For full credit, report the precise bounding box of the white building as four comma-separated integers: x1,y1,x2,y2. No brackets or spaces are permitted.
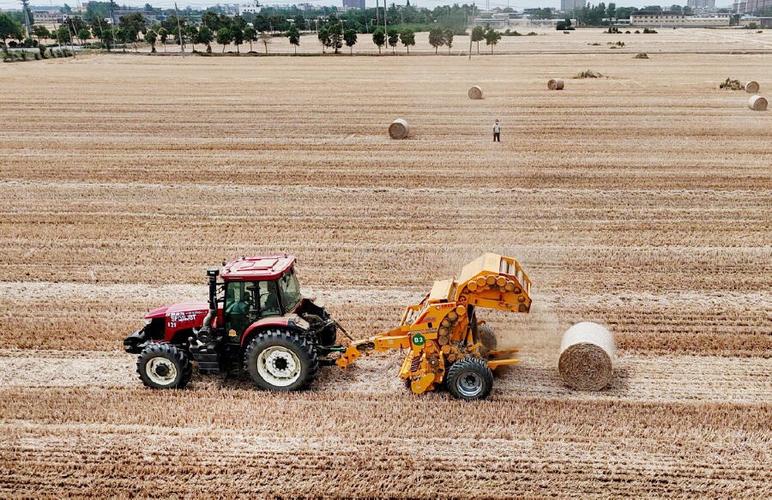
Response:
739,15,772,26
630,13,730,27
31,9,63,27
472,13,514,29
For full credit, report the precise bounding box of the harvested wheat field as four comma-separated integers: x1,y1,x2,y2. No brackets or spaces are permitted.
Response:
1,46,771,497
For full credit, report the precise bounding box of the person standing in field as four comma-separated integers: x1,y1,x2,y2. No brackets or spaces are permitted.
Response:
493,119,501,142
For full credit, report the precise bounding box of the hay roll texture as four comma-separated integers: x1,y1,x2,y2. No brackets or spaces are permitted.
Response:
547,79,564,90
558,322,615,391
744,81,760,93
748,95,768,111
468,85,483,100
389,118,410,139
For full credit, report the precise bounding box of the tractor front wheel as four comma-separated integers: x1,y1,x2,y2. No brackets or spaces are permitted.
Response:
136,343,192,389
244,329,318,391
445,356,494,401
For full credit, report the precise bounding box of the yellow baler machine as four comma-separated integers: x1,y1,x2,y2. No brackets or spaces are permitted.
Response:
337,253,532,400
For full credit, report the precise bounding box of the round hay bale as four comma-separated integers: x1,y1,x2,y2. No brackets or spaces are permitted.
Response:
547,79,564,90
748,95,768,111
388,118,410,140
744,80,760,93
468,85,483,100
558,322,615,391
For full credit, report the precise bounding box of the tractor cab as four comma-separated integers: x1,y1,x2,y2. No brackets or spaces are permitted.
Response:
218,256,304,339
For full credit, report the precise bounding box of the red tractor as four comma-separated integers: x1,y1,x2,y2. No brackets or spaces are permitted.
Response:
124,255,339,391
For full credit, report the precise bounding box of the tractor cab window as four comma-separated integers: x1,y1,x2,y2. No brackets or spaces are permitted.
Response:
279,270,302,312
257,280,281,317
224,280,282,336
225,282,257,334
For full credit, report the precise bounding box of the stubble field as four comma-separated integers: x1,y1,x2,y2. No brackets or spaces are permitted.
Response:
1,32,771,497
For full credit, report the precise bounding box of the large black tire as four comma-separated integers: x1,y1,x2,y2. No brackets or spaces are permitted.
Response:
137,343,192,389
243,329,318,391
445,356,494,401
479,324,497,354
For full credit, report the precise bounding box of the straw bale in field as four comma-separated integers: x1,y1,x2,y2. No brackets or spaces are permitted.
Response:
547,79,564,90
744,81,760,93
389,118,410,139
468,85,483,99
748,95,767,111
558,322,615,391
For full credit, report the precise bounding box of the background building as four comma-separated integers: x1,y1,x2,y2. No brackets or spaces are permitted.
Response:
687,0,717,9
630,11,730,26
561,0,586,13
733,0,772,14
342,0,366,10
30,9,63,27
472,12,513,29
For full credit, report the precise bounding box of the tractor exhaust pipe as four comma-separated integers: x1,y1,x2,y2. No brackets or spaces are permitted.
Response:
189,268,222,373
198,268,219,336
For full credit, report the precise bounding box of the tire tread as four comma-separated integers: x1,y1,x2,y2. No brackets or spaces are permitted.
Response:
243,328,318,391
445,356,494,401
136,343,192,389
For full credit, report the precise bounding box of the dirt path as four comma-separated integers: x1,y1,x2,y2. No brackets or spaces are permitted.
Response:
2,281,769,356
1,349,768,405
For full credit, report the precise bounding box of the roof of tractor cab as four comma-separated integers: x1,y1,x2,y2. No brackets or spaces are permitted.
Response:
220,255,295,281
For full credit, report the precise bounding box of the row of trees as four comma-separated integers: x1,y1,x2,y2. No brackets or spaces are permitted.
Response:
3,8,511,57
253,3,478,35
312,23,502,56
312,15,418,55
1,10,150,51
569,3,633,26
367,27,413,55
470,26,503,54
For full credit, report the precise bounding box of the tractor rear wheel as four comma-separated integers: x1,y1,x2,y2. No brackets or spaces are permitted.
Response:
244,329,318,391
445,356,494,401
136,343,192,389
479,324,497,354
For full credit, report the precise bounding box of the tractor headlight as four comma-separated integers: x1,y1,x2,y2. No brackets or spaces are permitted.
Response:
144,318,153,326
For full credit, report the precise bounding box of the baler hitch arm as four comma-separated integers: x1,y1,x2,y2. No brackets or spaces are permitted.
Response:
336,333,411,368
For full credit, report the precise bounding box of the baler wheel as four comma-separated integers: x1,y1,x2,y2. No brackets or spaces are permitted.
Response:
445,357,494,401
244,329,318,391
136,343,192,389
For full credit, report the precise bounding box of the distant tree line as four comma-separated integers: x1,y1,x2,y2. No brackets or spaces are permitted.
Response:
2,2,482,54
4,6,513,56
7,1,741,57
251,3,479,35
